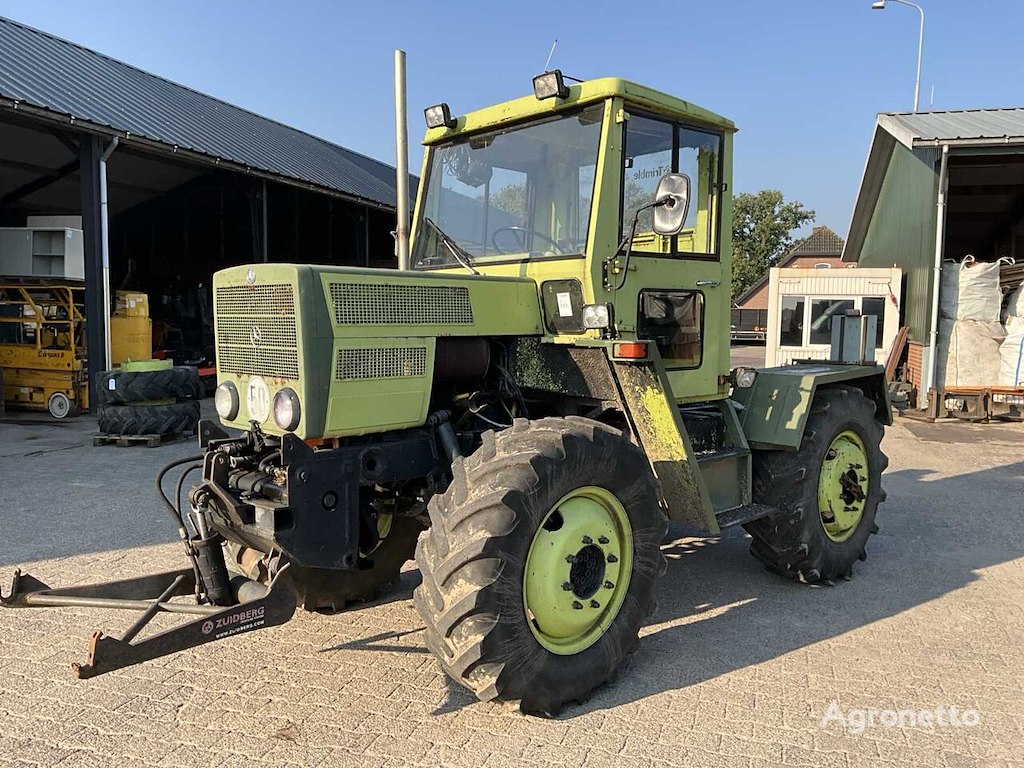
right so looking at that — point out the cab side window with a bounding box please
[621,116,721,257]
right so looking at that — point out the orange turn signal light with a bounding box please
[612,341,648,360]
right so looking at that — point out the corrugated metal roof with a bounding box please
[880,108,1024,147]
[0,16,401,209]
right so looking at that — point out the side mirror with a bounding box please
[652,173,691,236]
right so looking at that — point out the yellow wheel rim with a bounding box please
[818,430,869,542]
[523,486,633,655]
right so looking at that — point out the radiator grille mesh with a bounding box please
[215,283,299,379]
[329,282,473,325]
[216,284,296,315]
[335,347,427,380]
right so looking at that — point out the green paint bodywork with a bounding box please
[213,263,541,439]
[731,364,892,451]
[211,78,890,534]
[523,485,633,655]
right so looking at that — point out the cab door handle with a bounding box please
[696,280,721,287]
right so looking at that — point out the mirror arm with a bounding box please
[604,198,671,292]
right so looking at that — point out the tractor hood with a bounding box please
[212,264,543,439]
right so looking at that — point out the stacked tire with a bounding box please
[94,365,201,436]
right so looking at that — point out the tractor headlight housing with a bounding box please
[214,382,239,420]
[424,103,456,129]
[272,388,301,432]
[582,303,613,330]
[533,70,569,100]
[733,367,758,388]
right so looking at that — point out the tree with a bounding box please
[731,190,815,301]
[488,184,527,219]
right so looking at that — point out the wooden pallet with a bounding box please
[92,432,187,448]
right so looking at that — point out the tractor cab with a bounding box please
[412,74,735,401]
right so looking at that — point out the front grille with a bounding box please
[216,316,297,349]
[336,347,427,380]
[216,283,299,379]
[329,282,474,325]
[216,284,296,315]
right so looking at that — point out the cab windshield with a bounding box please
[413,104,603,268]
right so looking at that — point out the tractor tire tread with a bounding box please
[414,417,665,716]
[744,385,887,584]
[96,401,200,436]
[94,366,201,405]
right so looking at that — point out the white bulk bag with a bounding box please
[1005,282,1024,320]
[939,256,1008,323]
[999,320,1024,387]
[937,318,1004,388]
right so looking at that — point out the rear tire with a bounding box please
[744,386,887,584]
[414,417,666,716]
[97,401,200,435]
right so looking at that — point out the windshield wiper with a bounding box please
[424,217,479,275]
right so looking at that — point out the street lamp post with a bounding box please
[872,0,925,112]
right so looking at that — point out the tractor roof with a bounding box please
[423,77,736,145]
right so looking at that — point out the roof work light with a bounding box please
[424,103,456,129]
[532,70,569,100]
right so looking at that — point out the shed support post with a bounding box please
[79,135,106,397]
[924,143,949,408]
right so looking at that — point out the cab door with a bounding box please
[612,111,731,401]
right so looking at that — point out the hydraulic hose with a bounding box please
[156,455,203,539]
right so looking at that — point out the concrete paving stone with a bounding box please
[1,416,1023,766]
[783,743,852,768]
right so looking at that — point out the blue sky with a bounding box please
[5,0,1023,236]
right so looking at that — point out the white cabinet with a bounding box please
[0,227,85,279]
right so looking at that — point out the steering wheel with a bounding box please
[491,226,565,255]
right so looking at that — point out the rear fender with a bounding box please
[731,364,891,451]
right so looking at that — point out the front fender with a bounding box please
[731,364,891,451]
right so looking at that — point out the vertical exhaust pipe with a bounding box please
[394,49,411,271]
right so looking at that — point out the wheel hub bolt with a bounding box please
[604,580,614,589]
[598,536,609,544]
[581,535,593,545]
[607,554,618,563]
[561,582,573,591]
[572,600,583,610]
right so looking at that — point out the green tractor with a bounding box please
[2,74,889,716]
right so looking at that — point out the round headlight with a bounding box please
[214,382,239,420]
[272,388,301,432]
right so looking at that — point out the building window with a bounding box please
[862,297,886,349]
[780,296,805,346]
[809,299,856,345]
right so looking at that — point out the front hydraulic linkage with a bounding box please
[0,565,295,678]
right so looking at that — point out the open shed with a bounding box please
[843,108,1024,411]
[0,16,405,393]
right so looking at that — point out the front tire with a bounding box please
[744,386,888,584]
[414,417,666,716]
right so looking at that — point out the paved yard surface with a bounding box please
[730,343,767,369]
[1,408,1022,767]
